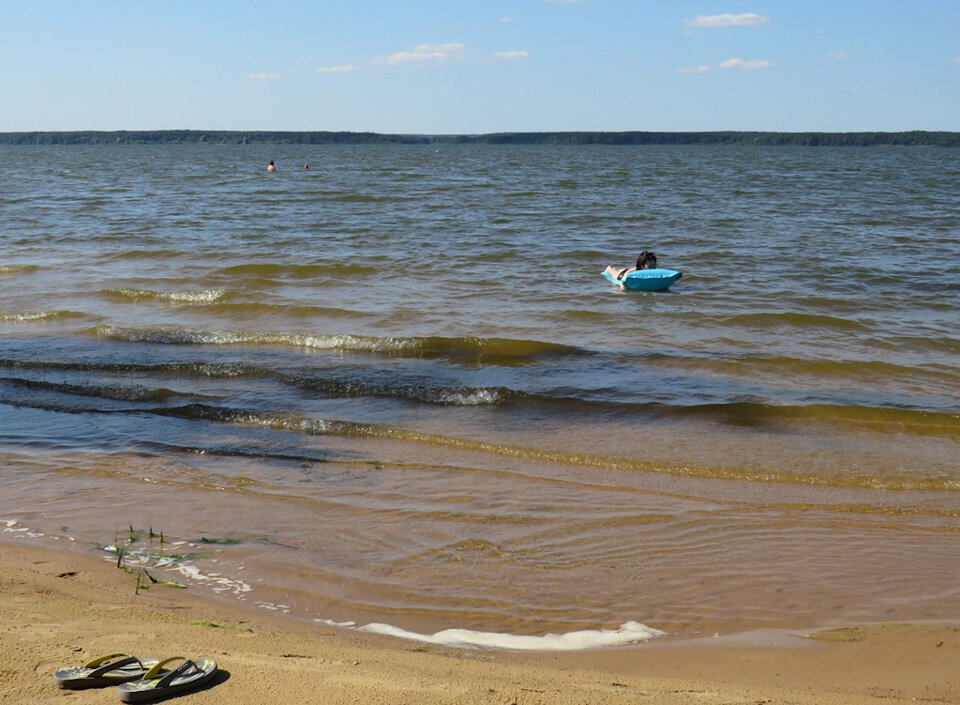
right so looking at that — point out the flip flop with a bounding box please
[53,653,159,689]
[117,656,218,703]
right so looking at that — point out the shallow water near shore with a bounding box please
[1,143,959,648]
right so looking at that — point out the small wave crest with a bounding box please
[92,326,585,362]
[99,288,228,304]
[437,388,503,406]
[0,310,83,322]
[0,357,263,380]
[0,264,39,275]
[0,376,183,403]
[287,375,509,406]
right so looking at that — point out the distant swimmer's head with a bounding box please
[303,164,309,170]
[267,160,277,172]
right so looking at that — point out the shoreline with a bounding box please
[3,538,958,704]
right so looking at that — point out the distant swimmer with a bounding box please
[303,164,309,170]
[267,160,277,172]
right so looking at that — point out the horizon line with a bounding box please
[2,129,957,147]
[2,128,959,135]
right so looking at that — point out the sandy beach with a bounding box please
[2,539,957,705]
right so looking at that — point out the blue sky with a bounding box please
[3,1,958,132]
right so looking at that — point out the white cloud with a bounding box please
[317,64,359,74]
[246,72,284,80]
[677,64,711,74]
[719,57,774,70]
[382,43,469,65]
[953,56,960,64]
[684,13,770,28]
[500,16,515,23]
[493,50,530,60]
[826,50,849,61]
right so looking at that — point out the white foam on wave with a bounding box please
[315,619,664,651]
[0,311,66,322]
[440,388,501,406]
[165,289,227,303]
[105,288,227,304]
[0,265,38,275]
[95,326,411,352]
[229,413,333,435]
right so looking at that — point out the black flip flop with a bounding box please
[116,656,218,703]
[53,653,159,689]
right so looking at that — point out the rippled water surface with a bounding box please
[1,144,958,645]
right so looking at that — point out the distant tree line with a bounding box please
[0,130,957,147]
[0,130,430,145]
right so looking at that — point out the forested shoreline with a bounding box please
[1,130,958,146]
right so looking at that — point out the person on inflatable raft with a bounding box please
[603,251,682,291]
[604,251,658,282]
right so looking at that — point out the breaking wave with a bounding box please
[92,326,585,363]
[0,310,84,322]
[0,264,39,275]
[98,288,228,304]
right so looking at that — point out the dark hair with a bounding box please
[636,251,657,269]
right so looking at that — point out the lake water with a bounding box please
[1,143,958,648]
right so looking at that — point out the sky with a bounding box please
[2,1,958,133]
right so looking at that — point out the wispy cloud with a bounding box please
[316,64,359,74]
[677,58,773,74]
[677,64,711,74]
[953,56,960,64]
[500,16,515,23]
[719,57,774,70]
[493,50,530,60]
[684,13,770,28]
[826,50,849,61]
[246,72,284,80]
[382,43,469,65]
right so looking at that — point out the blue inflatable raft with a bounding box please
[602,268,683,292]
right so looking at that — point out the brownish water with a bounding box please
[3,421,958,642]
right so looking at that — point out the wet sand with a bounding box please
[3,539,958,705]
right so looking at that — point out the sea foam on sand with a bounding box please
[318,619,665,651]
